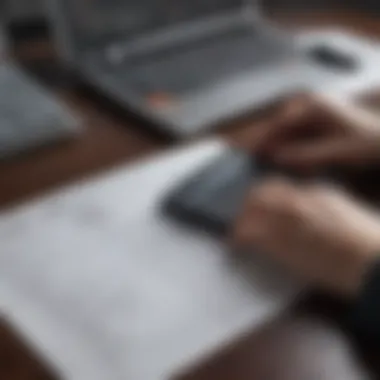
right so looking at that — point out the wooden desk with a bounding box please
[1,11,380,380]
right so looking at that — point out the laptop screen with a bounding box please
[65,0,247,43]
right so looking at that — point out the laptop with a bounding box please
[48,0,307,137]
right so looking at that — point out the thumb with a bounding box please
[273,138,362,168]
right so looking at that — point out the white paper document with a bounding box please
[0,140,301,380]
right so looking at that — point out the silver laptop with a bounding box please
[49,0,305,137]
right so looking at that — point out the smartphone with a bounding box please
[161,148,275,236]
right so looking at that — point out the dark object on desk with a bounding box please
[48,0,303,137]
[0,62,80,160]
[20,59,80,90]
[308,44,359,72]
[162,149,256,235]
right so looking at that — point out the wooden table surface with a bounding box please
[2,10,380,380]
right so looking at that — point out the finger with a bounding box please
[233,178,301,246]
[273,138,363,168]
[255,94,321,152]
[257,93,365,157]
[307,183,377,219]
[233,119,280,151]
[249,177,302,214]
[232,178,288,245]
[237,95,317,151]
[233,208,269,246]
[315,93,380,130]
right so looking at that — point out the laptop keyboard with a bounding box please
[126,28,288,95]
[0,63,78,158]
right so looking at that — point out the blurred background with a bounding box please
[4,0,380,24]
[2,0,379,48]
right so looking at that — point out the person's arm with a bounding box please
[252,94,380,170]
[234,93,380,341]
[232,179,380,341]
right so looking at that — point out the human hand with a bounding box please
[255,94,380,169]
[233,178,380,298]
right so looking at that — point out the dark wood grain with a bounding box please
[2,11,380,380]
